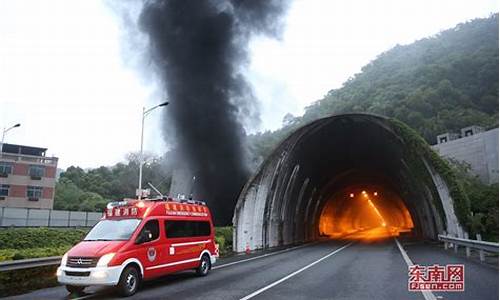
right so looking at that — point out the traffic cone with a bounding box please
[245,243,251,255]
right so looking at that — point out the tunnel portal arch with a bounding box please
[233,114,467,252]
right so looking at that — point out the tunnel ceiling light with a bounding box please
[362,190,367,194]
[349,193,354,198]
[374,192,378,196]
[367,199,387,228]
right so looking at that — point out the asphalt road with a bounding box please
[405,241,499,300]
[4,239,498,300]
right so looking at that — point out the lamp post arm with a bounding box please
[144,101,169,116]
[1,123,21,156]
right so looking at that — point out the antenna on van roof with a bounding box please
[188,176,196,199]
[147,182,164,198]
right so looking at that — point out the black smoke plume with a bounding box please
[140,0,288,225]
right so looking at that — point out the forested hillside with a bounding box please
[249,14,499,162]
[54,153,172,211]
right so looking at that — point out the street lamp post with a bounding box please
[138,101,169,200]
[1,123,21,157]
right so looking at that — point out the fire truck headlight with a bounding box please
[92,270,107,278]
[97,253,116,267]
[61,253,68,266]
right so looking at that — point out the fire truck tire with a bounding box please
[196,254,211,276]
[65,285,85,294]
[117,265,141,297]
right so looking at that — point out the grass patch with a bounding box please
[0,246,72,261]
[0,265,59,297]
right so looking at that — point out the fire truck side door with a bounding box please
[134,219,163,278]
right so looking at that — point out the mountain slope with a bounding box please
[249,14,499,161]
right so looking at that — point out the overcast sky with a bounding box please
[0,0,497,169]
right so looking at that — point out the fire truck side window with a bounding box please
[136,219,159,244]
[165,221,211,238]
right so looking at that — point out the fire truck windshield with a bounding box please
[84,219,141,241]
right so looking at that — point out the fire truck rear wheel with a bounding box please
[117,265,141,297]
[65,285,85,294]
[196,254,211,276]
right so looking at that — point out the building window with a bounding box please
[0,163,12,176]
[29,165,45,178]
[0,185,9,197]
[27,186,43,199]
[439,137,447,143]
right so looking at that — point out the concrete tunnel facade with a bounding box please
[233,113,466,252]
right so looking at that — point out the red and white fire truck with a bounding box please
[57,197,218,296]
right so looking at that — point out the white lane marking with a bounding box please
[212,243,313,270]
[394,238,437,300]
[239,242,353,300]
[72,294,99,300]
[171,240,211,247]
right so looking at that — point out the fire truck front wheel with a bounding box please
[196,254,211,276]
[117,265,141,297]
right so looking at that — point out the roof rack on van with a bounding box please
[106,197,207,209]
[165,197,206,206]
[180,199,207,206]
[141,196,206,206]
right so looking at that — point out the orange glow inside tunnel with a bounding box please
[319,187,414,241]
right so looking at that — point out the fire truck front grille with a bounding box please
[66,257,99,268]
[65,271,91,277]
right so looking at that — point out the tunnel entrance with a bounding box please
[318,183,414,241]
[233,114,467,252]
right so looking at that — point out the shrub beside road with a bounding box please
[0,228,88,262]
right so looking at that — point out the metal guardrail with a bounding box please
[438,234,499,261]
[0,256,61,272]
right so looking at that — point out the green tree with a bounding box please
[55,152,173,212]
[53,178,84,211]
